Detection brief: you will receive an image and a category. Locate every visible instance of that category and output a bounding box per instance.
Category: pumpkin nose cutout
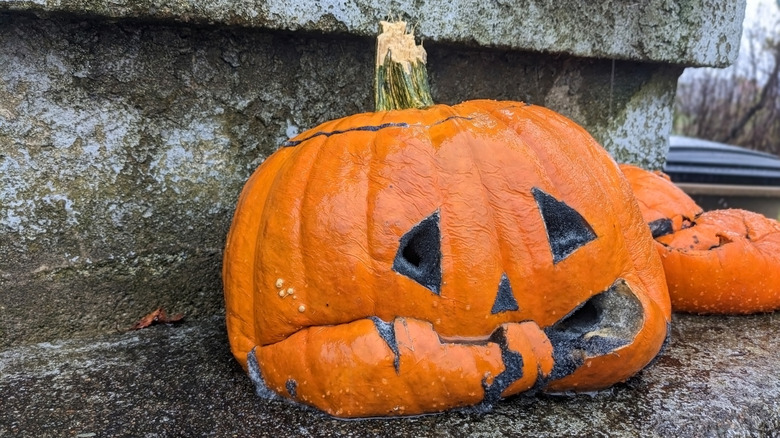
[491,273,519,314]
[392,211,442,295]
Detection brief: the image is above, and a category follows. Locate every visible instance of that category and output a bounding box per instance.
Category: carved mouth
[371,278,644,394]
[372,278,644,389]
[245,278,646,417]
[543,278,645,382]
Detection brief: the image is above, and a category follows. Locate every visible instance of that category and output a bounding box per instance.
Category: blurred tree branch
[724,42,780,144]
[674,5,780,155]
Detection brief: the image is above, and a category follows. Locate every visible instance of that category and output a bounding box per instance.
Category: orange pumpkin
[618,164,702,237]
[222,22,670,418]
[655,209,780,313]
[621,164,780,314]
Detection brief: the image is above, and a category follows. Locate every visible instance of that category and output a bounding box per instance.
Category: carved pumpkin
[621,164,780,314]
[618,164,702,237]
[655,209,780,313]
[223,22,670,418]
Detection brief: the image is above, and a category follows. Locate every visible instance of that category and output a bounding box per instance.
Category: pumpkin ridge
[528,107,615,198]
[256,125,347,344]
[455,113,515,314]
[463,102,560,301]
[292,142,325,296]
[223,148,296,366]
[298,114,374,320]
[364,110,390,311]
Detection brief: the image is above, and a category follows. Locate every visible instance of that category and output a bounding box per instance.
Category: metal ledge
[677,183,780,198]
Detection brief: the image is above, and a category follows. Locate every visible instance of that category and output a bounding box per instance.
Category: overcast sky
[744,0,779,30]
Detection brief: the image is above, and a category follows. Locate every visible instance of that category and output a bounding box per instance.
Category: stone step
[2,313,778,436]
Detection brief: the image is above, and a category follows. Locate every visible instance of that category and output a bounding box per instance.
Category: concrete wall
[0,1,746,347]
[2,0,744,66]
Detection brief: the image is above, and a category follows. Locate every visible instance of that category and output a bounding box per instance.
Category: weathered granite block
[0,1,746,347]
[0,0,744,66]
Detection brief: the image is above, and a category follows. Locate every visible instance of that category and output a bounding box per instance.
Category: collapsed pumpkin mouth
[375,278,644,384]
[245,278,647,417]
[432,278,645,382]
[432,279,642,345]
[543,278,645,382]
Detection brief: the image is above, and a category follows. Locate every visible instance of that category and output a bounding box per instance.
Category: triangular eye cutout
[532,188,597,264]
[392,211,442,295]
[491,273,519,314]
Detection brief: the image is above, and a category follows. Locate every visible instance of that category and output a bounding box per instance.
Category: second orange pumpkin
[621,164,780,314]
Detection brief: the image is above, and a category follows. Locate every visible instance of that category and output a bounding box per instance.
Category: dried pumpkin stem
[374,21,434,111]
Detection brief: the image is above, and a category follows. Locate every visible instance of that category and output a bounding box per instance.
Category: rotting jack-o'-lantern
[620,163,780,314]
[223,21,671,418]
[618,164,703,238]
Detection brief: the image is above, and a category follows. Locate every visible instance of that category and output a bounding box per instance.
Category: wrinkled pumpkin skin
[223,100,671,418]
[620,164,780,314]
[618,164,702,238]
[656,209,780,314]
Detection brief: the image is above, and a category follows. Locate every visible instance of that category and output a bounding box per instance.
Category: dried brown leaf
[130,307,184,330]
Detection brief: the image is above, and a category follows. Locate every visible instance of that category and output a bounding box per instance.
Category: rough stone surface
[0,13,683,347]
[2,313,778,436]
[0,0,745,67]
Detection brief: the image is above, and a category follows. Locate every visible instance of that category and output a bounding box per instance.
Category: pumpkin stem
[374,21,435,111]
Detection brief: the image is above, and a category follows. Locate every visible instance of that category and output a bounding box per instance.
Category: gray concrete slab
[2,313,778,437]
[0,0,745,66]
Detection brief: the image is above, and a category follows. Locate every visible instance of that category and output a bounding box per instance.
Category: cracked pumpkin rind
[618,164,702,236]
[655,209,780,314]
[223,100,671,417]
[255,318,555,417]
[620,164,780,314]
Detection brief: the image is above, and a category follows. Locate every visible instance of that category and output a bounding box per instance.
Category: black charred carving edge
[285,379,298,398]
[281,116,475,147]
[478,327,526,409]
[491,273,519,314]
[392,211,442,295]
[648,218,674,238]
[542,291,634,382]
[246,348,328,417]
[371,316,401,373]
[532,187,597,264]
[247,347,279,400]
